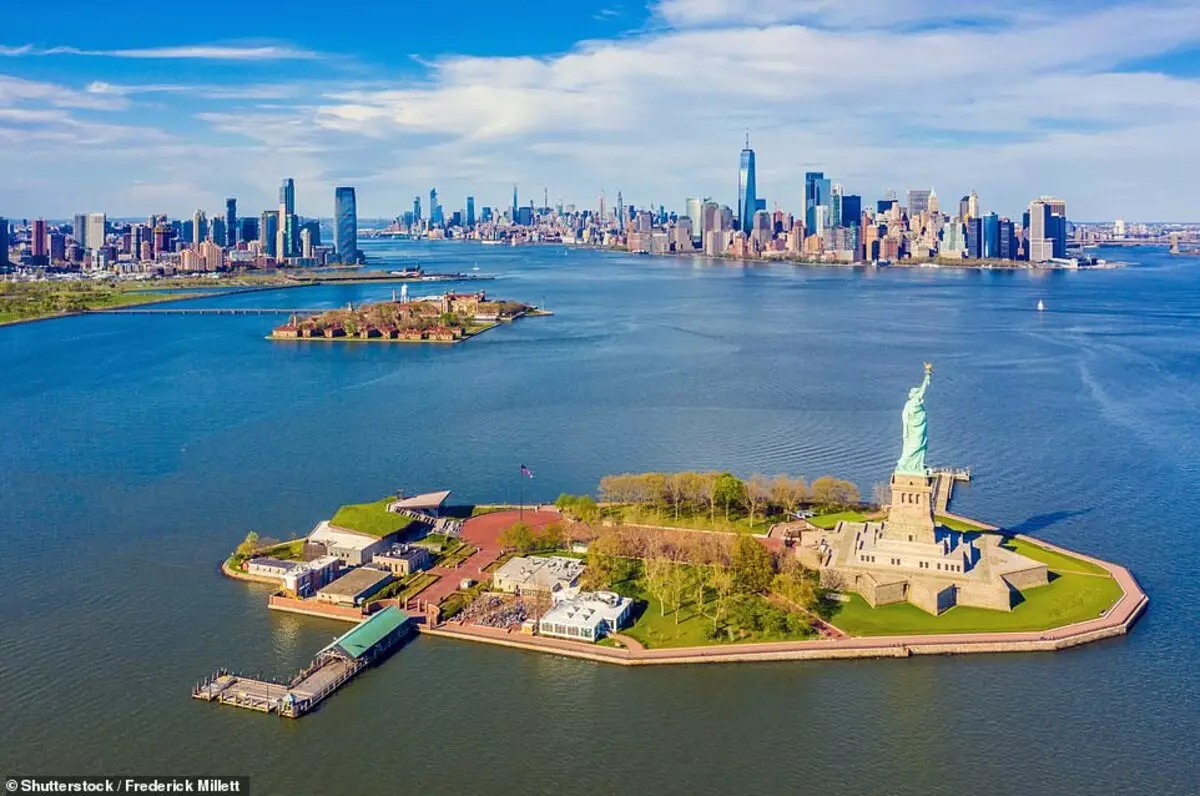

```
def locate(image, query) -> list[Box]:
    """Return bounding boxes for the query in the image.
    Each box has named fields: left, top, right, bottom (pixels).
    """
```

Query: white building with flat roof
left=492, top=555, right=585, bottom=596
left=307, top=521, right=390, bottom=566
left=538, top=591, right=632, bottom=643
left=246, top=557, right=299, bottom=579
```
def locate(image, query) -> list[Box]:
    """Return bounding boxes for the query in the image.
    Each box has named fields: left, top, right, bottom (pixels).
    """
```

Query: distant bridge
left=85, top=307, right=326, bottom=316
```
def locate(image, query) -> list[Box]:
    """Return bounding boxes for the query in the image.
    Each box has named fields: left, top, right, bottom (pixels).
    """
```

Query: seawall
left=417, top=531, right=1147, bottom=667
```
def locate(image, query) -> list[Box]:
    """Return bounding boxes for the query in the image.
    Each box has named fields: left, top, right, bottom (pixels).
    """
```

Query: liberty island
left=199, top=361, right=1145, bottom=718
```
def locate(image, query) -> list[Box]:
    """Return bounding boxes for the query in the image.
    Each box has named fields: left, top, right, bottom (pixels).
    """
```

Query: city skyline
left=2, top=0, right=1200, bottom=219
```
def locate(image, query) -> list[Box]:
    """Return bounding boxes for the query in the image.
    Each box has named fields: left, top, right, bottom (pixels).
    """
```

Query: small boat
left=472, top=263, right=480, bottom=272
left=1037, top=300, right=1046, bottom=312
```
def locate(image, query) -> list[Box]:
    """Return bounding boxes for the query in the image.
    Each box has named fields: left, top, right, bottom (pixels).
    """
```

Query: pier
left=192, top=605, right=412, bottom=718
left=931, top=467, right=971, bottom=512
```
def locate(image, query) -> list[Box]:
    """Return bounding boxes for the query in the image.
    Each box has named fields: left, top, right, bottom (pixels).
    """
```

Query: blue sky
left=2, top=0, right=1199, bottom=221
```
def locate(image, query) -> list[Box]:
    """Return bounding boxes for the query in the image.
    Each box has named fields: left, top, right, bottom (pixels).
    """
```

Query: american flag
left=520, top=464, right=534, bottom=479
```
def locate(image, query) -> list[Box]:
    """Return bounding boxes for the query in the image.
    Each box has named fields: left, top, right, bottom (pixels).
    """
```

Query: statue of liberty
left=895, top=363, right=933, bottom=476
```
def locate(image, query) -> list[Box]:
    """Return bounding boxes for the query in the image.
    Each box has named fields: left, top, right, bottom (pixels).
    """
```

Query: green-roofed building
left=320, top=606, right=413, bottom=663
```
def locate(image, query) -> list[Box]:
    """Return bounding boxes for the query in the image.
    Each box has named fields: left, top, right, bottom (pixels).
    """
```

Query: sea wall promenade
left=420, top=531, right=1146, bottom=667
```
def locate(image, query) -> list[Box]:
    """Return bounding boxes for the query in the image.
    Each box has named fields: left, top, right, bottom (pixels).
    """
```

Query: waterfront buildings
left=307, top=520, right=392, bottom=566
left=1028, top=197, right=1068, bottom=263
left=316, top=566, right=393, bottom=607
left=334, top=187, right=359, bottom=264
left=372, top=544, right=432, bottom=577
left=538, top=590, right=633, bottom=643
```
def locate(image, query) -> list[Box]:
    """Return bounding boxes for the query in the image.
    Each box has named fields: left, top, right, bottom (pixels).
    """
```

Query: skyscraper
left=737, top=133, right=757, bottom=235
left=193, top=210, right=207, bottom=246
left=907, top=189, right=931, bottom=216
left=239, top=217, right=258, bottom=244
left=511, top=185, right=518, bottom=221
left=261, top=210, right=279, bottom=258
left=279, top=178, right=295, bottom=215
left=225, top=198, right=237, bottom=247
left=430, top=188, right=441, bottom=226
left=830, top=183, right=844, bottom=228
left=32, top=219, right=47, bottom=259
left=0, top=217, right=8, bottom=264
left=334, top=186, right=358, bottom=264
left=804, top=172, right=830, bottom=235
left=842, top=195, right=862, bottom=228
left=466, top=196, right=476, bottom=228
left=685, top=198, right=702, bottom=243
left=958, top=196, right=970, bottom=222
left=86, top=213, right=106, bottom=253
left=73, top=213, right=88, bottom=249
left=983, top=212, right=1000, bottom=258
left=1027, top=197, right=1067, bottom=262
left=279, top=178, right=296, bottom=258
left=967, top=190, right=979, bottom=221
left=210, top=216, right=225, bottom=247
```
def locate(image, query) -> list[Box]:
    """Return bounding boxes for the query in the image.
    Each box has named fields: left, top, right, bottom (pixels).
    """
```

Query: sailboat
left=472, top=262, right=480, bottom=272
left=1037, top=300, right=1046, bottom=312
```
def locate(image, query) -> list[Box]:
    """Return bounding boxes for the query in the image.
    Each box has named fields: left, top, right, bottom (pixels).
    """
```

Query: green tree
left=572, top=495, right=599, bottom=523
left=233, top=531, right=260, bottom=562
left=500, top=521, right=536, bottom=554
left=713, top=473, right=744, bottom=523
left=731, top=535, right=775, bottom=594
left=538, top=521, right=566, bottom=551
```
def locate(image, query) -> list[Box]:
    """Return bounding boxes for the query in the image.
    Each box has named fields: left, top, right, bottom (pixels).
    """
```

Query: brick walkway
left=409, top=509, right=562, bottom=608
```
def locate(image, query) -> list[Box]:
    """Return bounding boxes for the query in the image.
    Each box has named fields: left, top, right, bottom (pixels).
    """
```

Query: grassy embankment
left=829, top=537, right=1122, bottom=636
left=330, top=498, right=417, bottom=538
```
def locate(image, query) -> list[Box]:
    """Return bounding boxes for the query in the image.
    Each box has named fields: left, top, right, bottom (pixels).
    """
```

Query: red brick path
left=411, top=509, right=562, bottom=608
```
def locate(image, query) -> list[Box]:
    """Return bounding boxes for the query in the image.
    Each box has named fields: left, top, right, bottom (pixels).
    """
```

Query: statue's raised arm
left=895, top=363, right=933, bottom=476
left=914, top=362, right=932, bottom=401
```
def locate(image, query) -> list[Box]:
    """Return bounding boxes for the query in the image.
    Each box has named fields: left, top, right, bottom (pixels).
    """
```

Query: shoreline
left=418, top=531, right=1146, bottom=666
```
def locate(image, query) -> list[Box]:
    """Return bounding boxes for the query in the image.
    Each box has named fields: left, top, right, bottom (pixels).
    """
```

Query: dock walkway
left=192, top=605, right=411, bottom=719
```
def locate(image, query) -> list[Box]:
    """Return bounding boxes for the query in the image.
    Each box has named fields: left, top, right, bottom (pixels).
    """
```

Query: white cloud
left=0, top=43, right=322, bottom=60
left=3, top=1, right=1200, bottom=219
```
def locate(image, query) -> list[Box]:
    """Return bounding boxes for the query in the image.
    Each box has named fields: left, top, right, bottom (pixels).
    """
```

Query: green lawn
left=936, top=515, right=987, bottom=532
left=807, top=510, right=870, bottom=529
left=0, top=286, right=204, bottom=324
left=622, top=591, right=815, bottom=648
left=255, top=539, right=305, bottom=561
left=1001, top=537, right=1109, bottom=575
left=828, top=536, right=1123, bottom=636
left=330, top=498, right=416, bottom=538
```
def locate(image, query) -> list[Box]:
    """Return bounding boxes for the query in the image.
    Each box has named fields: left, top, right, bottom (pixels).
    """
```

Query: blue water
left=0, top=241, right=1196, bottom=794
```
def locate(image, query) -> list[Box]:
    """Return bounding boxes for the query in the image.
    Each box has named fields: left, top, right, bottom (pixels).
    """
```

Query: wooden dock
left=192, top=605, right=412, bottom=719
left=931, top=467, right=971, bottom=513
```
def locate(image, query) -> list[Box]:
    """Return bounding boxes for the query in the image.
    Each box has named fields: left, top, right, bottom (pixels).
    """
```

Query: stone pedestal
left=886, top=472, right=937, bottom=544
